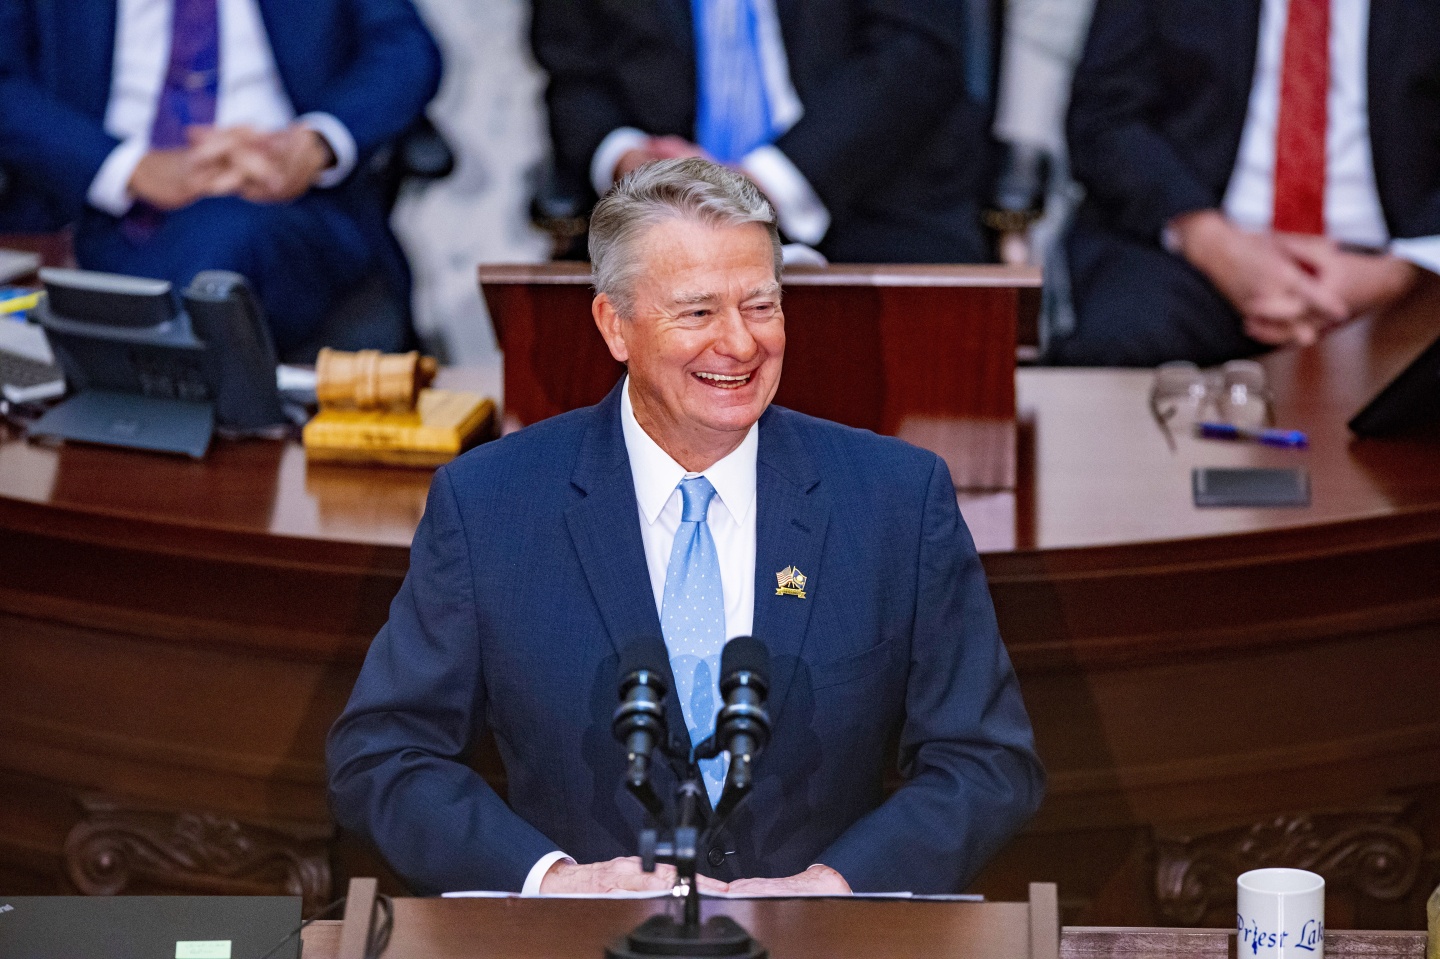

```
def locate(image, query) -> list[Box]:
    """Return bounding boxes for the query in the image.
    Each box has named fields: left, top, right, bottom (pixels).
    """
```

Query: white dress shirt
left=88, top=0, right=358, bottom=216
left=620, top=378, right=758, bottom=636
left=1220, top=0, right=1440, bottom=273
left=520, top=377, right=760, bottom=894
left=589, top=0, right=830, bottom=246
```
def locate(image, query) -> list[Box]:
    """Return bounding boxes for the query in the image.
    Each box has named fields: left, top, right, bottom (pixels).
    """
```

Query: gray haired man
left=327, top=158, right=1044, bottom=896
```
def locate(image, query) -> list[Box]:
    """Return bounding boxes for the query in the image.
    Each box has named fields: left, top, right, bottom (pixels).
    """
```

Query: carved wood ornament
left=63, top=795, right=332, bottom=914
left=1155, top=807, right=1425, bottom=925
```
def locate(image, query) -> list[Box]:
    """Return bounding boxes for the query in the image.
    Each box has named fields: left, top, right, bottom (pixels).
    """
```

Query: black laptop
left=0, top=896, right=301, bottom=959
left=1349, top=327, right=1440, bottom=437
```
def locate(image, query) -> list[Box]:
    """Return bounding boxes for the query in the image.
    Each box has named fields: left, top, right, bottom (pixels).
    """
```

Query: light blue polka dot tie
left=661, top=476, right=729, bottom=806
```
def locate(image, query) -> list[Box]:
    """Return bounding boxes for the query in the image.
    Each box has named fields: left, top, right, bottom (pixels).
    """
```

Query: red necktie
left=1273, top=0, right=1329, bottom=235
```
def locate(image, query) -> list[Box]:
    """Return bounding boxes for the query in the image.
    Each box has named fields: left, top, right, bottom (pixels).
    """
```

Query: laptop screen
left=0, top=896, right=301, bottom=959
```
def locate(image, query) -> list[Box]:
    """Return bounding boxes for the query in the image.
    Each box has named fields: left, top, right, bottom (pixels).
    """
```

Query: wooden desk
left=971, top=283, right=1440, bottom=929
left=293, top=902, right=1428, bottom=959
left=1, top=288, right=1437, bottom=926
left=481, top=262, right=1041, bottom=488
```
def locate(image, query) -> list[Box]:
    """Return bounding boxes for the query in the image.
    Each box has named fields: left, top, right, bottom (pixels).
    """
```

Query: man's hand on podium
left=726, top=864, right=851, bottom=897
left=538, top=855, right=732, bottom=895
left=536, top=857, right=851, bottom=896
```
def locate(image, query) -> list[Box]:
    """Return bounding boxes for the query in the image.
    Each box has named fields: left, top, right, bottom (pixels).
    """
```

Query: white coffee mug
left=1237, top=868, right=1325, bottom=959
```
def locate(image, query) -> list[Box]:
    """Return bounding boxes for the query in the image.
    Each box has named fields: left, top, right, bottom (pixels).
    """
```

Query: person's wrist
left=1169, top=209, right=1228, bottom=266
left=805, top=863, right=851, bottom=892
left=538, top=858, right=574, bottom=893
left=1384, top=256, right=1420, bottom=298
left=614, top=146, right=655, bottom=183
left=304, top=130, right=336, bottom=183
left=128, top=150, right=176, bottom=208
left=128, top=151, right=157, bottom=192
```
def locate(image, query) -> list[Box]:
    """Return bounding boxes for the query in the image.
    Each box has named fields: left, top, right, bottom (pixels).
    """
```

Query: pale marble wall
left=392, top=0, right=554, bottom=367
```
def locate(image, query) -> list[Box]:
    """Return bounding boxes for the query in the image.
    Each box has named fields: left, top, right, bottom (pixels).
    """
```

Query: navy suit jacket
left=327, top=382, right=1044, bottom=895
left=1067, top=0, right=1440, bottom=246
left=530, top=0, right=992, bottom=263
left=0, top=0, right=440, bottom=228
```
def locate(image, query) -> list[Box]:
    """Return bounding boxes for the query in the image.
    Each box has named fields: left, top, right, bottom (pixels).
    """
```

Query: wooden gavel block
left=315, top=348, right=439, bottom=412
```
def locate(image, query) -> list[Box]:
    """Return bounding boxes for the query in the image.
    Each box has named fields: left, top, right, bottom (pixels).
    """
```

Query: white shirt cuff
left=521, top=850, right=575, bottom=895
left=87, top=137, right=149, bottom=217
left=297, top=112, right=358, bottom=188
left=1388, top=235, right=1440, bottom=277
left=1160, top=224, right=1185, bottom=255
left=781, top=243, right=828, bottom=267
left=741, top=145, right=830, bottom=246
left=591, top=127, right=649, bottom=196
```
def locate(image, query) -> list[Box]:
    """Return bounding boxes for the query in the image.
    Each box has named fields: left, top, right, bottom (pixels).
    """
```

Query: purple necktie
left=123, top=0, right=220, bottom=240
left=152, top=0, right=219, bottom=147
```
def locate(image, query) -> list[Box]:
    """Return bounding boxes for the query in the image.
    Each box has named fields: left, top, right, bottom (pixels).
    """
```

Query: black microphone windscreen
left=619, top=637, right=671, bottom=685
left=720, top=636, right=769, bottom=685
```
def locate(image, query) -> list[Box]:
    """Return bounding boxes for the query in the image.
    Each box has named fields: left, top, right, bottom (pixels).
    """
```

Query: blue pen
left=1196, top=422, right=1309, bottom=448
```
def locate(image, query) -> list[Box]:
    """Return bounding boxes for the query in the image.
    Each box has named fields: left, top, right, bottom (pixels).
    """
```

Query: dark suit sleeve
left=530, top=0, right=634, bottom=200
left=310, top=0, right=441, bottom=161
left=1067, top=0, right=1217, bottom=240
left=817, top=456, right=1045, bottom=893
left=0, top=1, right=120, bottom=210
left=773, top=0, right=972, bottom=216
left=327, top=466, right=559, bottom=894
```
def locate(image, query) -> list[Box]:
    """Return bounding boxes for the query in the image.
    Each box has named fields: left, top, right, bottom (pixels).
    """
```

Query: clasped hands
left=1170, top=209, right=1418, bottom=348
left=539, top=856, right=851, bottom=897
left=127, top=123, right=335, bottom=211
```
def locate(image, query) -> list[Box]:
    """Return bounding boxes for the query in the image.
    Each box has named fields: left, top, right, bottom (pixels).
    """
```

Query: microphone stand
left=608, top=751, right=765, bottom=959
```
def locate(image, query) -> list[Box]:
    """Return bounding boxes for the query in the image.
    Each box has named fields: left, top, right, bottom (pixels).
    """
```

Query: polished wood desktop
left=977, top=285, right=1440, bottom=928
left=481, top=262, right=1041, bottom=488
left=294, top=901, right=1428, bottom=959
left=0, top=284, right=1437, bottom=925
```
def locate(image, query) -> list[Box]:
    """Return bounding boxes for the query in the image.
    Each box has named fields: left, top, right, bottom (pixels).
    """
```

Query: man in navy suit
left=531, top=0, right=992, bottom=264
left=327, top=158, right=1044, bottom=895
left=0, top=0, right=440, bottom=355
left=1056, top=0, right=1440, bottom=366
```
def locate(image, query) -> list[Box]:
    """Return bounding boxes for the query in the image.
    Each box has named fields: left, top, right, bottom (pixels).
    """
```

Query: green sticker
left=176, top=941, right=232, bottom=959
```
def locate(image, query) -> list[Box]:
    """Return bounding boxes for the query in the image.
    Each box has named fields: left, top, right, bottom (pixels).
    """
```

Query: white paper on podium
left=442, top=890, right=983, bottom=901
left=443, top=890, right=673, bottom=899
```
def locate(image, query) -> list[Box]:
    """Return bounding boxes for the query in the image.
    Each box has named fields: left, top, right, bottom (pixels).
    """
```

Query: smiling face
left=593, top=216, right=784, bottom=471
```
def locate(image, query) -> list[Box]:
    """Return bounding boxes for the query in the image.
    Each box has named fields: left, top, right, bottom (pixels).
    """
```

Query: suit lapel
left=659, top=0, right=692, bottom=42
left=771, top=0, right=800, bottom=37
left=253, top=0, right=310, bottom=109
left=751, top=407, right=828, bottom=735
left=1365, top=0, right=1402, bottom=201
left=64, top=0, right=117, bottom=117
left=1206, top=0, right=1262, bottom=178
left=1228, top=0, right=1263, bottom=114
left=565, top=384, right=690, bottom=758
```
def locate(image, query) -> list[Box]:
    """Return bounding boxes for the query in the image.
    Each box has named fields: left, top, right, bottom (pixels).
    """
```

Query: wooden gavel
left=315, top=348, right=439, bottom=411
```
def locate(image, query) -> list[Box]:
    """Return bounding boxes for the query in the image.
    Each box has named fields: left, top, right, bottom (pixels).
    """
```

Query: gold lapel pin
left=775, top=565, right=808, bottom=599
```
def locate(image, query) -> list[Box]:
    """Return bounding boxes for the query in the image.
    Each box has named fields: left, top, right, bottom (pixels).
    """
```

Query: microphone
left=612, top=638, right=672, bottom=799
left=707, top=636, right=771, bottom=816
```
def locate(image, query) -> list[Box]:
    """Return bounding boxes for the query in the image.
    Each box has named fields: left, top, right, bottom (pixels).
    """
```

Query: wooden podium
left=307, top=879, right=1061, bottom=959
left=480, top=263, right=1040, bottom=489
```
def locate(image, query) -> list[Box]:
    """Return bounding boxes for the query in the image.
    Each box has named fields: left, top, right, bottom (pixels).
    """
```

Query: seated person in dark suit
left=327, top=158, right=1044, bottom=896
left=531, top=0, right=992, bottom=264
left=0, top=0, right=440, bottom=356
left=1056, top=0, right=1440, bottom=367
